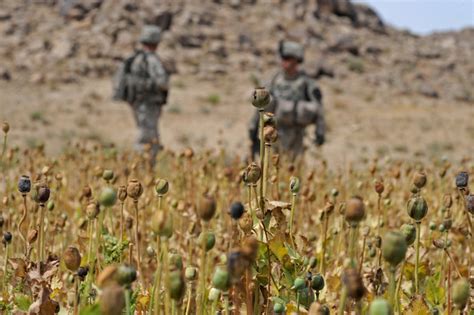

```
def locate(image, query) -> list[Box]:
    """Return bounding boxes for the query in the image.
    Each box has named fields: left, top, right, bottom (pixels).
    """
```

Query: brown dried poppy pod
left=125, top=216, right=133, bottom=230
left=82, top=186, right=92, bottom=200
left=127, top=179, right=143, bottom=200
left=86, top=201, right=100, bottom=220
left=345, top=196, right=365, bottom=224
left=244, top=162, right=262, bottom=184
left=63, top=246, right=81, bottom=272
left=117, top=186, right=127, bottom=202
left=241, top=236, right=259, bottom=262
left=251, top=87, right=271, bottom=109
left=96, top=265, right=118, bottom=288
left=238, top=212, right=253, bottom=233
left=28, top=229, right=38, bottom=244
left=33, top=183, right=50, bottom=205
left=412, top=171, right=427, bottom=189
left=2, top=121, right=9, bottom=134
left=197, top=194, right=216, bottom=221
left=465, top=194, right=474, bottom=215
left=342, top=268, right=365, bottom=300
left=100, top=283, right=125, bottom=315
left=374, top=180, right=384, bottom=195
left=263, top=125, right=278, bottom=143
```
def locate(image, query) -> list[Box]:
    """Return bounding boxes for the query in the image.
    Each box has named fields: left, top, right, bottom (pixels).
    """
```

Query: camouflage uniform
left=249, top=42, right=326, bottom=158
left=114, top=25, right=169, bottom=161
left=129, top=51, right=169, bottom=159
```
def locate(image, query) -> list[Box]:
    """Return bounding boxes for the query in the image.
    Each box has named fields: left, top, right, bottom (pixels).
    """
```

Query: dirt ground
left=1, top=73, right=473, bottom=168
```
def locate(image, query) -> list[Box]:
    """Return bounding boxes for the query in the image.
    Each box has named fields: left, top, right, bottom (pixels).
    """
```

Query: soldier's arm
left=149, top=56, right=170, bottom=92
left=306, top=79, right=326, bottom=145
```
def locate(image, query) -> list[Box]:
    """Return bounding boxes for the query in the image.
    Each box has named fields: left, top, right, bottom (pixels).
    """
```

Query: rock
left=418, top=83, right=439, bottom=98
left=208, top=41, right=227, bottom=58
left=315, top=0, right=357, bottom=24
left=0, top=68, right=11, bottom=81
left=0, top=9, right=12, bottom=21
left=327, top=34, right=359, bottom=55
left=353, top=4, right=385, bottom=33
left=177, top=34, right=206, bottom=48
left=30, top=73, right=46, bottom=84
left=305, top=59, right=334, bottom=79
left=149, top=10, right=173, bottom=31
left=51, top=39, right=77, bottom=60
left=60, top=0, right=103, bottom=20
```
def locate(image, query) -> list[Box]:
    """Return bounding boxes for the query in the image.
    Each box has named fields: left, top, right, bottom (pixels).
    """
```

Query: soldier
left=113, top=25, right=170, bottom=164
left=249, top=40, right=326, bottom=159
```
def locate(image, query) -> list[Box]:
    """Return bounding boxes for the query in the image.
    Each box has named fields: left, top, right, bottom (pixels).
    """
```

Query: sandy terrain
left=1, top=72, right=473, bottom=169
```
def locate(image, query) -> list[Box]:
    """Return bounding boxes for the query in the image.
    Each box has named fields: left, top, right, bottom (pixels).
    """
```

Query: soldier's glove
left=315, top=133, right=325, bottom=146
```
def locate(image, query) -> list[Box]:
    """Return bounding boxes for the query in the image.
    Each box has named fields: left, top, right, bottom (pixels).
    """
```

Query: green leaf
left=425, top=272, right=445, bottom=307
left=14, top=294, right=31, bottom=311
left=269, top=235, right=288, bottom=262
left=79, top=304, right=101, bottom=315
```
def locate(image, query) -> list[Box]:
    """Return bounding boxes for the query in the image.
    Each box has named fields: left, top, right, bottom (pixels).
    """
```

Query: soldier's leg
left=133, top=102, right=161, bottom=159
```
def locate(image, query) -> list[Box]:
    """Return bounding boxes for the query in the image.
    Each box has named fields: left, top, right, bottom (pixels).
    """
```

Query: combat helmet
left=278, top=40, right=304, bottom=63
left=139, top=25, right=162, bottom=45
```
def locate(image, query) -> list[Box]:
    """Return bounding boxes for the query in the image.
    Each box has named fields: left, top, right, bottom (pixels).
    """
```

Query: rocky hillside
left=0, top=0, right=473, bottom=102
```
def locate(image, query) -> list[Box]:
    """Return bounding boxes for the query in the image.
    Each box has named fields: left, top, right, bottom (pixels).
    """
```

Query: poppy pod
left=117, top=186, right=127, bottom=202
left=102, top=169, right=114, bottom=182
left=244, top=162, right=261, bottom=184
left=455, top=171, right=469, bottom=189
left=345, top=196, right=365, bottom=223
left=99, top=187, right=117, bottom=208
left=155, top=178, right=169, bottom=195
left=400, top=223, right=416, bottom=246
left=2, top=231, right=12, bottom=244
left=18, top=175, right=31, bottom=194
left=197, top=194, right=216, bottom=221
left=382, top=231, right=407, bottom=266
left=311, top=274, right=325, bottom=291
left=342, top=268, right=365, bottom=300
left=82, top=186, right=92, bottom=199
left=452, top=278, right=469, bottom=308
left=212, top=267, right=230, bottom=291
left=466, top=194, right=474, bottom=215
left=168, top=269, right=186, bottom=300
left=241, top=236, right=259, bottom=262
left=127, top=179, right=143, bottom=200
left=86, top=202, right=100, bottom=220
left=116, top=265, right=137, bottom=285
left=289, top=176, right=300, bottom=194
left=374, top=180, right=384, bottom=195
left=100, top=283, right=125, bottom=315
left=33, top=183, right=50, bottom=205
left=63, top=246, right=81, bottom=272
left=228, top=201, right=245, bottom=220
left=2, top=122, right=9, bottom=134
left=412, top=171, right=427, bottom=189
left=263, top=125, right=278, bottom=143
left=185, top=267, right=197, bottom=281
left=407, top=195, right=428, bottom=221
left=251, top=87, right=271, bottom=109
left=28, top=229, right=38, bottom=244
